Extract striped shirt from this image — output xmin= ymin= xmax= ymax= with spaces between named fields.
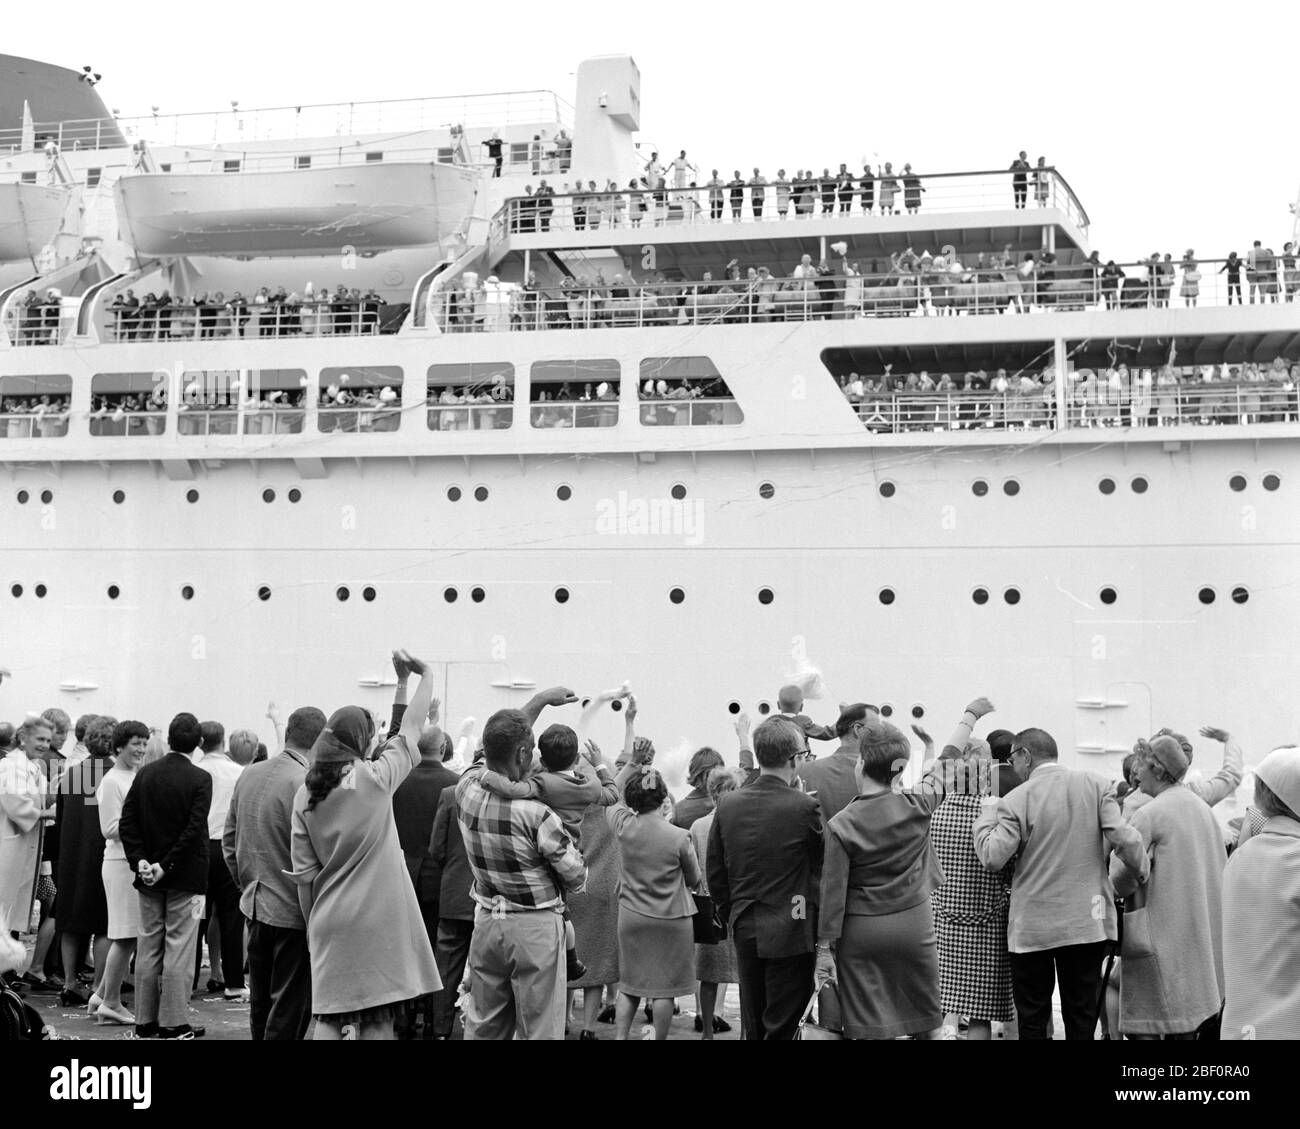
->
xmin=455 ymin=765 xmax=587 ymax=912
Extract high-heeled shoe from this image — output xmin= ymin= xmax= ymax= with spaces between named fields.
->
xmin=86 ymin=992 xmax=103 ymax=1015
xmin=96 ymin=1003 xmax=136 ymax=1026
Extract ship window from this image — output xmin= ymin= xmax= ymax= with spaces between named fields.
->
xmin=16 ymin=491 xmax=29 ymax=504
xmin=1003 ymin=479 xmax=1020 ymax=496
xmin=295 ymin=155 xmax=311 ymax=170
xmin=1100 ymin=587 xmax=1118 ymax=605
xmin=911 ymin=705 xmax=925 ymax=719
xmin=0 ymin=375 xmax=71 ymax=438
xmin=1131 ymin=476 xmax=1149 ymax=494
xmin=112 ymin=490 xmax=125 ymax=504
xmin=86 ymin=167 xmax=102 ymax=187
xmin=554 ymin=586 xmax=570 ymax=604
xmin=318 ymin=366 xmax=403 ymax=434
xmin=1263 ymin=473 xmax=1281 ymax=491
xmin=1231 ymin=586 xmax=1249 ymax=604
xmin=363 ymin=587 xmax=376 ymax=602
xmin=509 ymin=143 xmax=530 ymax=165
xmin=1004 ymin=587 xmax=1021 ymax=605
xmin=727 ymin=701 xmax=741 ymax=715
xmin=10 ymin=584 xmax=21 ymax=597
xmin=669 ymin=587 xmax=686 ymax=604
xmin=436 ymin=148 xmax=454 ymax=164
xmin=638 ymin=357 xmax=742 ymax=426
xmin=880 ymin=705 xmax=894 ymax=718
xmin=90 ymin=373 xmax=167 ymax=436
xmin=34 ymin=583 xmax=46 ymax=598
xmin=337 ymin=587 xmax=350 ymax=601
xmin=365 ymin=151 xmax=383 ymax=163
xmin=878 ymin=481 xmax=896 ymax=498
xmin=611 ymin=699 xmax=623 ymax=712
xmin=179 ymin=370 xmax=240 ymax=436
xmin=427 ymin=363 xmax=514 ymax=432
xmin=243 ymin=369 xmax=307 ymax=435
xmin=1198 ymin=586 xmax=1216 ymax=605
xmin=160 ymin=163 xmax=171 ymax=173
xmin=879 ymin=587 xmax=896 ymax=605
xmin=474 ymin=486 xmax=489 ymax=501
xmin=107 ymin=585 xmax=120 ymax=600
xmin=972 ymin=480 xmax=989 ymax=497
xmin=447 ymin=486 xmax=462 ymax=502
xmin=471 ymin=587 xmax=485 ymax=603
xmin=972 ymin=587 xmax=989 ymax=605
xmin=670 ymin=483 xmax=687 ymax=500
xmin=20 ymin=171 xmax=37 ymax=185
xmin=556 ymin=484 xmax=572 ymax=501
xmin=223 ymin=159 xmax=241 ymax=173
xmin=181 ymin=585 xmax=194 ymax=601
xmin=444 ymin=587 xmax=458 ymax=603
xmin=262 ymin=488 xmax=276 ymax=503
xmin=757 ymin=702 xmax=771 ymax=716
xmin=186 ymin=489 xmax=199 ymax=504
xmin=1229 ymin=474 xmax=1247 ymax=492
xmin=530 ymin=360 xmax=619 ymax=428
xmin=758 ymin=587 xmax=774 ymax=605
xmin=288 ymin=488 xmax=302 ymax=503
xmin=40 ymin=489 xmax=53 ymax=504
xmin=257 ymin=586 xmax=272 ymax=601
xmin=1098 ymin=477 xmax=1116 ymax=495
xmin=759 ymin=482 xmax=775 ymax=499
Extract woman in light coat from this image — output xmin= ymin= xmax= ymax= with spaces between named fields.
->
xmin=0 ymin=718 xmax=53 ymax=943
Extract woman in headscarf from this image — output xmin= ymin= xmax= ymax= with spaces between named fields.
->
xmin=290 ymin=651 xmax=441 ymax=1039
xmin=670 ymin=748 xmax=725 ymax=831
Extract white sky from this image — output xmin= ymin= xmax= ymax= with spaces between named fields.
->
xmin=7 ymin=0 xmax=1298 ymax=259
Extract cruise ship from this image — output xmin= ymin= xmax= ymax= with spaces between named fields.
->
xmin=2 ymin=52 xmax=1296 ymax=812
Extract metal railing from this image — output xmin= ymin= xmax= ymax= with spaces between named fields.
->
xmin=317 ymin=406 xmax=403 ymax=433
xmin=432 ymin=259 xmax=1300 ymax=334
xmin=425 ymin=403 xmax=514 ymax=431
xmin=88 ymin=410 xmax=167 ymax=436
xmin=528 ymin=401 xmax=620 ymax=428
xmin=491 ymin=167 xmax=1090 ymax=241
xmin=0 ymin=413 xmax=71 ymax=438
xmin=2 ymin=90 xmax=573 ymax=152
xmin=639 ymin=398 xmax=743 ymax=426
xmin=241 ymin=408 xmax=306 ymax=435
xmin=3 ymin=303 xmax=71 ymax=346
xmin=102 ymin=301 xmax=390 ymax=342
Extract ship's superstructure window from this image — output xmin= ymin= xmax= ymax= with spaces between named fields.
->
xmin=669 ymin=587 xmax=686 ymax=604
xmin=1232 ymin=586 xmax=1250 ymax=604
xmin=436 ymin=148 xmax=454 ymax=164
xmin=40 ymin=490 xmax=53 ymax=504
xmin=1100 ymin=587 xmax=1118 ymax=605
xmin=1199 ymin=587 xmax=1217 ymax=605
xmin=1004 ymin=587 xmax=1021 ymax=605
xmin=1263 ymin=473 xmax=1281 ymax=491
xmin=610 ymin=699 xmax=623 ymax=712
xmin=289 ymin=489 xmax=302 ymax=503
xmin=34 ymin=584 xmax=47 ymax=599
xmin=112 ymin=491 xmax=125 ymax=504
xmin=972 ymin=588 xmax=990 ymax=605
xmin=244 ymin=369 xmax=308 ymax=435
xmin=319 ymin=366 xmax=403 ymax=434
xmin=757 ymin=703 xmax=771 ymax=716
xmin=556 ymin=484 xmax=572 ymax=501
xmin=262 ymin=489 xmax=276 ymax=503
xmin=471 ymin=588 xmax=485 ymax=603
xmin=880 ymin=706 xmax=894 ymax=719
xmin=879 ymin=587 xmax=896 ymax=605
xmin=878 ymin=481 xmax=896 ymax=498
xmin=1003 ymin=480 xmax=1020 ymax=496
xmin=972 ymin=480 xmax=989 ymax=497
xmin=554 ymin=586 xmax=570 ymax=604
xmin=10 ymin=584 xmax=22 ymax=597
xmin=0 ymin=374 xmax=72 ymax=438
xmin=1099 ymin=477 xmax=1116 ymax=495
xmin=90 ymin=373 xmax=167 ymax=436
xmin=638 ymin=358 xmax=742 ymax=426
xmin=427 ymin=363 xmax=514 ymax=432
xmin=223 ymin=159 xmax=241 ymax=173
xmin=444 ymin=588 xmax=458 ymax=603
xmin=727 ymin=701 xmax=741 ymax=715
xmin=186 ymin=489 xmax=200 ymax=504
xmin=759 ymin=482 xmax=775 ymax=499
xmin=365 ymin=152 xmax=383 ymax=163
xmin=446 ymin=486 xmax=462 ymax=502
xmin=179 ymin=370 xmax=239 ymax=436
xmin=911 ymin=706 xmax=925 ymax=719
xmin=181 ymin=586 xmax=194 ymax=601
xmin=530 ymin=360 xmax=619 ymax=428
xmin=295 ymin=156 xmax=312 ymax=170
xmin=1229 ymin=474 xmax=1247 ymax=492
xmin=1131 ymin=476 xmax=1149 ymax=494
xmin=16 ymin=491 xmax=29 ymax=504
xmin=473 ymin=486 xmax=489 ymax=501
xmin=670 ymin=483 xmax=687 ymax=500
xmin=337 ymin=587 xmax=350 ymax=602
xmin=363 ymin=588 xmax=376 ymax=602
xmin=86 ymin=167 xmax=102 ymax=187
xmin=257 ymin=586 xmax=272 ymax=601
xmin=758 ymin=587 xmax=774 ymax=605
xmin=107 ymin=585 xmax=120 ymax=601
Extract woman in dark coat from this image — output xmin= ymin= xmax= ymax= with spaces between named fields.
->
xmin=55 ymin=715 xmax=116 ymax=999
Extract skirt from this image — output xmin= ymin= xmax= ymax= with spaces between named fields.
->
xmin=616 ymin=908 xmax=695 ymax=1000
xmin=102 ymin=858 xmax=140 ymax=941
xmin=934 ymin=913 xmax=1014 ymax=1022
xmin=836 ymin=900 xmax=942 ymax=1039
xmin=695 ymin=937 xmax=738 ymax=984
xmin=313 ymin=1003 xmax=402 ymax=1028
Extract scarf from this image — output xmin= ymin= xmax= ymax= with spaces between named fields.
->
xmin=310 ymin=706 xmax=374 ymax=766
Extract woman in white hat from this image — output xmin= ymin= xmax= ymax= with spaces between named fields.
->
xmin=1221 ymin=745 xmax=1300 ymax=1039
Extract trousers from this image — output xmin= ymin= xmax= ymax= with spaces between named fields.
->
xmin=429 ymin=917 xmax=475 ymax=1037
xmin=246 ymin=920 xmax=312 ymax=1040
xmin=1009 ymin=940 xmax=1108 ymax=1040
xmin=464 ymin=906 xmax=565 ymax=1040
xmin=136 ymin=888 xmax=203 ymax=1029
xmin=732 ymin=909 xmax=815 ymax=1040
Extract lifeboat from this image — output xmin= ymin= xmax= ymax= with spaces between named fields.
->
xmin=0 ymin=181 xmax=71 ymax=264
xmin=115 ymin=161 xmax=479 ymax=257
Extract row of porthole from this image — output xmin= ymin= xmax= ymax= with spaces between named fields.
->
xmin=721 ymin=700 xmax=928 ymax=720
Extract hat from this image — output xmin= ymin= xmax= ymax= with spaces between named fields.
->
xmin=1254 ymin=746 xmax=1300 ymax=815
xmin=1147 ymin=735 xmax=1189 ymax=782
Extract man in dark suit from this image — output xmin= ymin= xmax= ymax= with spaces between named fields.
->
xmin=120 ymin=712 xmax=212 ymax=1039
xmin=426 ymin=773 xmax=476 ymax=1039
xmin=708 ymin=717 xmax=824 ymax=1039
xmin=796 ymin=703 xmax=878 ymax=822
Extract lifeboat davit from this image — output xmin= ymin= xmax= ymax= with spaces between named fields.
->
xmin=115 ymin=160 xmax=478 ymax=257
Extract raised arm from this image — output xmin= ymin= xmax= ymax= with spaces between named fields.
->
xmin=397 ymin=651 xmax=436 ymax=748
xmin=735 ymin=712 xmax=756 ymax=779
xmin=616 ymin=694 xmax=638 ymax=768
xmin=265 ymin=700 xmax=286 ymax=752
xmin=942 ymin=697 xmax=994 ymax=759
xmin=1099 ymin=786 xmax=1145 ymax=873
xmin=521 ymin=685 xmax=579 ymax=727
xmin=1188 ymin=726 xmax=1244 ymax=808
xmin=387 ymin=651 xmax=410 ymax=739
xmin=578 ymin=683 xmax=630 ymax=740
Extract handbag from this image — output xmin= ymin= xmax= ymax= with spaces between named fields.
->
xmin=692 ymin=893 xmax=725 ymax=945
xmin=796 ymin=985 xmax=844 ymax=1041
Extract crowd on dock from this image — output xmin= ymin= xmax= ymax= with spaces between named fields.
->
xmin=2 ymin=656 xmax=1296 ymax=1042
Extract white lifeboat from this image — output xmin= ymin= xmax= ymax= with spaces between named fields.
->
xmin=0 ymin=181 xmax=71 ymax=263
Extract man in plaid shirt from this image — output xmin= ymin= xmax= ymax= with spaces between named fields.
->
xmin=457 ymin=691 xmax=587 ymax=1039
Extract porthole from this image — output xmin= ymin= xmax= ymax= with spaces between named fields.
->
xmin=880 ymin=704 xmax=894 ymax=719
xmin=758 ymin=587 xmax=774 ymax=605
xmin=727 ymin=701 xmax=741 ymax=715
xmin=443 ymin=587 xmax=458 ymax=603
xmin=1231 ymin=586 xmax=1249 ymax=605
xmin=471 ymin=587 xmax=485 ymax=603
xmin=1098 ymin=477 xmax=1116 ymax=495
xmin=262 ymin=488 xmax=276 ymax=503
xmin=878 ymin=587 xmax=895 ymax=605
xmin=878 ymin=481 xmax=896 ymax=498
xmin=257 ymin=586 xmax=272 ymax=602
xmin=611 ymin=698 xmax=623 ymax=712
xmin=1100 ymin=587 xmax=1118 ymax=605
xmin=34 ymin=584 xmax=46 ymax=599
xmin=336 ymin=587 xmax=350 ymax=602
xmin=911 ymin=705 xmax=925 ymax=719
xmin=1198 ymin=587 xmax=1216 ymax=605
xmin=1003 ymin=479 xmax=1020 ymax=497
xmin=186 ymin=489 xmax=199 ymax=503
xmin=16 ymin=490 xmax=29 ymax=504
xmin=972 ymin=587 xmax=990 ymax=605
xmin=1229 ymin=474 xmax=1247 ymax=493
xmin=107 ymin=585 xmax=120 ymax=600
xmin=972 ymin=479 xmax=989 ymax=497
xmin=556 ymin=484 xmax=572 ymax=501
xmin=40 ymin=490 xmax=53 ymax=504
xmin=1131 ymin=476 xmax=1148 ymax=494
xmin=554 ymin=586 xmax=570 ymax=604
xmin=670 ymin=483 xmax=687 ymax=501
xmin=669 ymin=587 xmax=685 ymax=604
xmin=474 ymin=485 xmax=489 ymax=502
xmin=181 ymin=585 xmax=195 ymax=601
xmin=757 ymin=702 xmax=771 ymax=716
xmin=581 ymin=698 xmax=591 ymax=708
xmin=759 ymin=482 xmax=775 ymax=499
xmin=362 ymin=587 xmax=376 ymax=602
xmin=447 ymin=486 xmax=462 ymax=502
xmin=1004 ymin=587 xmax=1021 ymax=605
xmin=10 ymin=584 xmax=22 ymax=598
xmin=1263 ymin=473 xmax=1281 ymax=492
xmin=112 ymin=490 xmax=126 ymax=505
xmin=288 ymin=488 xmax=302 ymax=503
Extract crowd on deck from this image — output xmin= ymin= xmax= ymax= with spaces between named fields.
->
xmin=2 ymin=657 xmax=1296 ymax=1042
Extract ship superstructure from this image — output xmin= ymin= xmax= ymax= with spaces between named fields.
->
xmin=1 ymin=53 xmax=1296 ymax=814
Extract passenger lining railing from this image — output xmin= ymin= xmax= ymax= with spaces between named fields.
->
xmin=102 ymin=301 xmax=388 ymax=342
xmin=491 ymin=168 xmax=1090 ymax=241
xmin=317 ymin=407 xmax=403 ymax=433
xmin=528 ymin=401 xmax=620 ymax=428
xmin=430 ymin=259 xmax=1300 ymax=333
xmin=0 ymin=413 xmax=71 ymax=438
xmin=425 ymin=404 xmax=515 ymax=431
xmin=87 ymin=410 xmax=167 ymax=436
xmin=639 ymin=398 xmax=744 ymax=426
xmin=4 ymin=302 xmax=73 ymax=346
